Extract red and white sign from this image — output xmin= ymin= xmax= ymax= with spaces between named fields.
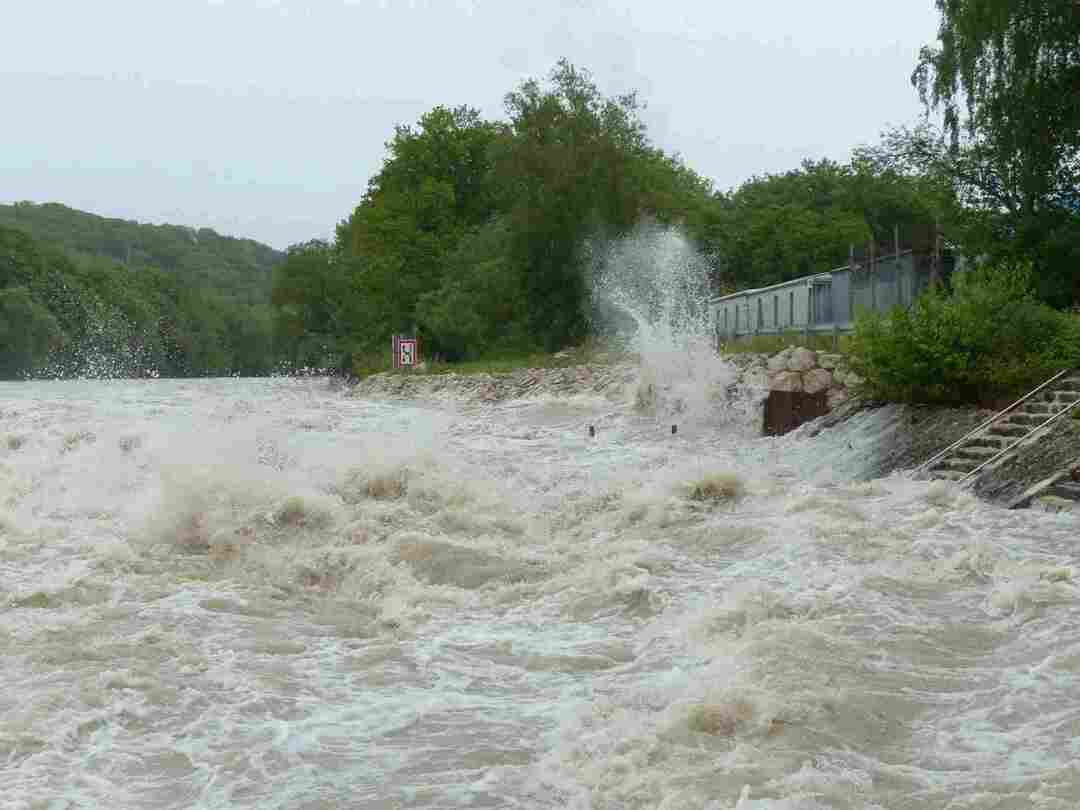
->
xmin=393 ymin=336 xmax=420 ymax=368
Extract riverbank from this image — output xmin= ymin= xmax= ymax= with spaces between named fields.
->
xmin=349 ymin=348 xmax=1078 ymax=504
xmin=350 ymin=360 xmax=639 ymax=403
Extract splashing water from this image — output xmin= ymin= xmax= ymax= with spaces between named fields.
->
xmin=589 ymin=221 xmax=759 ymax=429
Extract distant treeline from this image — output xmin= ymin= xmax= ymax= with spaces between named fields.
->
xmin=0 ymin=204 xmax=286 ymax=379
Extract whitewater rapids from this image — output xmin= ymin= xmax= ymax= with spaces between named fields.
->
xmin=1 ymin=374 xmax=1078 ymax=809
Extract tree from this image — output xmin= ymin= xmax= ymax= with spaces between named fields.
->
xmin=914 ymin=1 xmax=1080 ymax=304
xmin=271 ymin=240 xmax=353 ymax=368
xmin=497 ymin=59 xmax=691 ymax=349
xmin=693 ymin=158 xmax=938 ymax=293
xmin=0 ymin=222 xmax=285 ymax=379
xmin=414 ymin=217 xmax=528 ymax=360
xmin=336 ymin=105 xmax=503 ymax=350
xmin=0 ymin=202 xmax=283 ymax=303
xmin=0 ymin=286 xmax=61 ymax=378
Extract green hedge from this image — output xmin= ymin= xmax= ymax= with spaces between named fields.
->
xmin=847 ymin=261 xmax=1080 ymax=404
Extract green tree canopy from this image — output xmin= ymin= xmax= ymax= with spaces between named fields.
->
xmin=336 ymin=105 xmax=503 ymax=351
xmin=323 ymin=61 xmax=716 ymax=360
xmin=0 ymin=223 xmax=283 ymax=379
xmin=914 ymin=1 xmax=1080 ymax=304
xmin=694 ymin=157 xmax=939 ymax=292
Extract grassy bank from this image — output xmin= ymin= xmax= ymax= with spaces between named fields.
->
xmin=351 ymin=342 xmax=626 ymax=380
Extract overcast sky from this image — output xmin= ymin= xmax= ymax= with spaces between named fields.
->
xmin=1 ymin=0 xmax=941 ymax=250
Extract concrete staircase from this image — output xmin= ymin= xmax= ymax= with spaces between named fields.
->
xmin=915 ymin=368 xmax=1080 ymax=484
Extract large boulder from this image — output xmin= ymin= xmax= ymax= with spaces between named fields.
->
xmin=839 ymin=370 xmax=865 ymax=388
xmin=817 ymin=353 xmax=843 ymax=370
xmin=786 ymin=347 xmax=818 ymax=372
xmin=742 ymin=366 xmax=768 ymax=389
xmin=802 ymin=368 xmax=833 ymax=394
xmin=770 ymin=370 xmax=804 ymax=392
xmin=766 ymin=349 xmax=792 ymax=373
xmin=827 ymin=387 xmax=849 ymax=409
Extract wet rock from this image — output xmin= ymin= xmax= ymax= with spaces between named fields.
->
xmin=786 ymin=347 xmax=817 ymax=372
xmin=827 ymin=387 xmax=849 ymax=409
xmin=766 ymin=351 xmax=791 ymax=373
xmin=770 ymin=370 xmax=804 ymax=393
xmin=803 ymin=368 xmax=833 ymax=394
xmin=817 ymin=353 xmax=843 ymax=370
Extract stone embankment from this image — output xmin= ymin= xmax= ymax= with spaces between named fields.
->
xmin=348 ymin=347 xmax=1078 ymax=511
xmin=725 ymin=346 xmax=864 ymax=411
xmin=350 ymin=361 xmax=640 ymax=404
xmin=349 ymin=348 xmax=862 ymax=415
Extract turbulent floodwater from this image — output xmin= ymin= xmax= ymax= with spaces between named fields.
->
xmin=2 ymin=373 xmax=1079 ymax=809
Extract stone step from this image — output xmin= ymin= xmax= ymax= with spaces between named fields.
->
xmin=1039 ymin=390 xmax=1080 ymax=403
xmin=934 ymin=457 xmax=981 ymax=473
xmin=954 ymin=445 xmax=1003 ymax=459
xmin=932 ymin=469 xmax=967 ymax=481
xmin=987 ymin=424 xmax=1029 ymax=438
xmin=1009 ymin=412 xmax=1049 ymax=426
xmin=967 ymin=436 xmax=1011 ymax=451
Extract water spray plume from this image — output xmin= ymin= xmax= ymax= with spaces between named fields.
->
xmin=589 ymin=221 xmax=757 ymax=428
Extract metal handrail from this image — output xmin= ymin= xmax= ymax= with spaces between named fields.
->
xmin=959 ymin=395 xmax=1080 ymax=484
xmin=913 ymin=367 xmax=1076 ymax=476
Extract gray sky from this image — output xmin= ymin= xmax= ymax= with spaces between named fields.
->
xmin=1 ymin=0 xmax=940 ymax=250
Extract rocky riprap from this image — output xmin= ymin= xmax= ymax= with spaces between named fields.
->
xmin=351 ymin=347 xmax=860 ymax=412
xmin=725 ymin=346 xmax=863 ymax=410
xmin=349 ymin=361 xmax=641 ymax=404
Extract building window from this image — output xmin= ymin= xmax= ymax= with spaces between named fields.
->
xmin=789 ymin=291 xmax=795 ymax=326
xmin=757 ymin=299 xmax=764 ymax=330
xmin=773 ymin=295 xmax=779 ymax=330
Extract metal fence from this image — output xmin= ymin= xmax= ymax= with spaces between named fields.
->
xmin=710 ymin=248 xmax=950 ymax=347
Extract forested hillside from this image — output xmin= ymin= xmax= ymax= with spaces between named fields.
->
xmin=0 ymin=202 xmax=283 ymax=303
xmin=0 ymin=219 xmax=282 ymax=379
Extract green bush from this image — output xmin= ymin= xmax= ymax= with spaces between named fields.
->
xmin=848 ymin=261 xmax=1080 ymax=404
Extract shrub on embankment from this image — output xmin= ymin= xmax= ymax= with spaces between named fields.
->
xmin=847 ymin=261 xmax=1080 ymax=405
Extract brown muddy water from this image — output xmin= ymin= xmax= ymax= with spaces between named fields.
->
xmin=1 ymin=373 xmax=1078 ymax=809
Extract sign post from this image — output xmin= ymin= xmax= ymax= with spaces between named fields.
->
xmin=393 ymin=335 xmax=421 ymax=370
